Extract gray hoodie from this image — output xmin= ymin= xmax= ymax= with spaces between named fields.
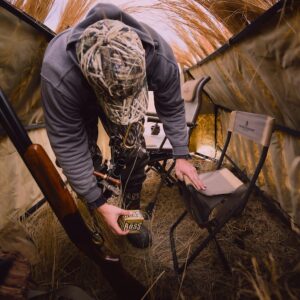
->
xmin=41 ymin=3 xmax=188 ymax=207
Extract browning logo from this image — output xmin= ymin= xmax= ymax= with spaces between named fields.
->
xmin=239 ymin=120 xmax=255 ymax=132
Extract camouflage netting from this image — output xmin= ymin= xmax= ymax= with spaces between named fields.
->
xmin=189 ymin=3 xmax=300 ymax=227
xmin=0 ymin=5 xmax=53 ymax=228
xmin=0 ymin=5 xmax=48 ymax=129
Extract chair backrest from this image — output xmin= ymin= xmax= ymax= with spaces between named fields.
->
xmin=228 ymin=111 xmax=275 ymax=147
xmin=144 ymin=76 xmax=210 ymax=150
xmin=146 ymin=91 xmax=156 ymax=116
xmin=182 ymin=76 xmax=211 ymax=126
xmin=217 ymin=110 xmax=275 ymax=191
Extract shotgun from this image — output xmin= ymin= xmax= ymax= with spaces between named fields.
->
xmin=0 ymin=89 xmax=146 ymax=299
xmin=93 ymin=170 xmax=121 ymax=186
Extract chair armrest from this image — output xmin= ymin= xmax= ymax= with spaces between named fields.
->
xmin=147 ymin=116 xmax=162 ymax=123
xmin=146 ymin=112 xmax=158 ymax=117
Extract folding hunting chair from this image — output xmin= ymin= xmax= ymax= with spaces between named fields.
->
xmin=170 ymin=110 xmax=275 ymax=274
xmin=143 ymin=76 xmax=211 ymax=217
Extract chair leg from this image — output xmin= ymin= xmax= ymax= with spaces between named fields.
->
xmin=194 ymin=151 xmax=218 ymax=163
xmin=212 ymin=237 xmax=231 ymax=273
xmin=156 ymin=160 xmax=176 ymax=186
xmin=174 ymin=224 xmax=229 ymax=274
xmin=145 ymin=160 xmax=176 ymax=219
xmin=206 ymin=226 xmax=231 ymax=273
xmin=144 ymin=178 xmax=164 ymax=219
xmin=149 ymin=160 xmax=176 ymax=186
xmin=176 ymin=229 xmax=215 ymax=274
xmin=164 ymin=160 xmax=176 ymax=186
xmin=170 ymin=210 xmax=188 ymax=274
xmin=170 ymin=212 xmax=231 ymax=275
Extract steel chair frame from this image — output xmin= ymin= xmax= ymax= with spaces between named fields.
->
xmin=170 ymin=110 xmax=275 ymax=274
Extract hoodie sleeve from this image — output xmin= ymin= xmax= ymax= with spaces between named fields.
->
xmin=152 ymin=60 xmax=189 ymax=156
xmin=140 ymin=23 xmax=189 ymax=157
xmin=41 ymin=79 xmax=105 ymax=208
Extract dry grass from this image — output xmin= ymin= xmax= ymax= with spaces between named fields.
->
xmin=9 ymin=0 xmax=25 ymax=9
xmin=236 ymin=254 xmax=300 ymax=300
xmin=8 ymin=0 xmax=277 ymax=66
xmin=9 ymin=0 xmax=55 ymax=22
xmin=3 ymin=157 xmax=297 ymax=300
xmin=200 ymin=0 xmax=276 ymax=33
xmin=144 ymin=0 xmax=276 ymax=66
xmin=171 ymin=44 xmax=199 ymax=68
xmin=55 ymin=0 xmax=96 ymax=33
xmin=147 ymin=0 xmax=230 ymax=66
xmin=22 ymin=0 xmax=55 ymax=23
xmin=8 ymin=0 xmax=96 ymax=32
xmin=238 ymin=255 xmax=281 ymax=300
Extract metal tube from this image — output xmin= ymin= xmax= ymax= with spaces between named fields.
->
xmin=0 ymin=89 xmax=32 ymax=154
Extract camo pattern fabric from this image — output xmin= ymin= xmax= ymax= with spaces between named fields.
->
xmin=0 ymin=251 xmax=30 ymax=299
xmin=76 ymin=19 xmax=148 ymax=125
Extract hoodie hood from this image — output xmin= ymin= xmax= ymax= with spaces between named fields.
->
xmin=67 ymin=3 xmax=154 ymax=48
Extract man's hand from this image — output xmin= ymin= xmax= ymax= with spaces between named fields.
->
xmin=97 ymin=203 xmax=130 ymax=235
xmin=175 ymin=158 xmax=206 ymax=191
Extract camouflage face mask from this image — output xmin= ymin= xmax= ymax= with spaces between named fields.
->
xmin=76 ymin=19 xmax=148 ymax=126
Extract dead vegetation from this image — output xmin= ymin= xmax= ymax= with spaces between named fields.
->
xmin=142 ymin=0 xmax=277 ymax=66
xmin=8 ymin=0 xmax=96 ymax=32
xmin=13 ymin=158 xmax=300 ymax=300
xmin=8 ymin=0 xmax=279 ymax=66
xmin=55 ymin=0 xmax=96 ymax=33
xmin=9 ymin=0 xmax=55 ymax=23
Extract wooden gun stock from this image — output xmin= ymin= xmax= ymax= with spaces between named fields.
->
xmin=23 ymin=144 xmax=146 ymax=299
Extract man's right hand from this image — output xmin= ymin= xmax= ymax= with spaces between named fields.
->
xmin=96 ymin=203 xmax=130 ymax=235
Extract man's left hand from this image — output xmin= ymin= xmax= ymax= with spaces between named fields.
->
xmin=175 ymin=158 xmax=206 ymax=191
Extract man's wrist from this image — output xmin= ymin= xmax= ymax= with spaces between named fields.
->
xmin=87 ymin=195 xmax=106 ymax=210
xmin=173 ymin=154 xmax=192 ymax=160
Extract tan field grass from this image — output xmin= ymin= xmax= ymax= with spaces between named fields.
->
xmin=10 ymin=157 xmax=300 ymax=300
xmin=9 ymin=0 xmax=55 ymax=22
xmin=200 ymin=0 xmax=275 ymax=33
xmin=55 ymin=0 xmax=96 ymax=33
xmin=145 ymin=0 xmax=276 ymax=65
xmin=9 ymin=0 xmax=277 ymax=66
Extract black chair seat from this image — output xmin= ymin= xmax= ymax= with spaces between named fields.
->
xmin=179 ymin=181 xmax=248 ymax=228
